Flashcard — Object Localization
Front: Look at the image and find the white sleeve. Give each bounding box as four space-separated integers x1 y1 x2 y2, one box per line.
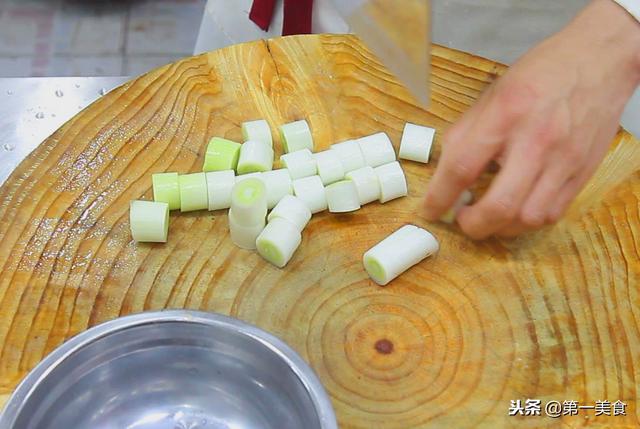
612 0 640 23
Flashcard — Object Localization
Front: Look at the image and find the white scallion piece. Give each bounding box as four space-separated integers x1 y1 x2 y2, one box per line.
345 166 380 205
363 224 439 286
374 161 408 203
357 132 396 167
206 170 235 211
261 169 293 209
241 119 272 147
440 190 473 224
235 172 263 184
256 217 302 268
280 119 313 153
314 149 345 185
230 177 267 226
292 175 327 214
325 180 361 213
228 210 265 250
267 194 311 232
130 200 169 243
399 122 435 163
237 140 274 175
330 139 365 172
280 149 317 179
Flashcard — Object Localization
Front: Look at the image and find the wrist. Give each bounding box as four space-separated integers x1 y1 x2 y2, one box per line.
609 0 640 78
573 0 640 82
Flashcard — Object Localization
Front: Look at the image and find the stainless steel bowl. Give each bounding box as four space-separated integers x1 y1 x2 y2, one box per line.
0 310 337 429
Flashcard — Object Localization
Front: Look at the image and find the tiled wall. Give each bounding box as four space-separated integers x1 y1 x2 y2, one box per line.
0 0 206 77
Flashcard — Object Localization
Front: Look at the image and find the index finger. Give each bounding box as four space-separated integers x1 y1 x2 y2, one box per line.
422 102 506 221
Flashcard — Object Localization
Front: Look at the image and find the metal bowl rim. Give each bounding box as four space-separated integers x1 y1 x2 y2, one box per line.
0 310 337 429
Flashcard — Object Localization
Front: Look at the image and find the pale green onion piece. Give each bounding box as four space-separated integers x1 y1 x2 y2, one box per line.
256 217 302 268
179 172 208 212
374 161 407 203
325 180 361 213
314 149 345 185
152 172 180 210
129 200 169 243
279 119 313 153
440 190 473 224
230 177 267 226
399 122 435 163
235 172 263 186
237 140 274 175
363 225 439 286
267 194 311 231
330 139 366 172
280 149 317 179
241 119 273 147
202 137 241 172
345 166 380 205
261 168 293 209
292 175 327 214
228 209 265 250
357 132 396 167
206 169 235 211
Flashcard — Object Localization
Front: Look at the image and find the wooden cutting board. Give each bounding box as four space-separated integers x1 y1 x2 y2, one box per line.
0 35 638 428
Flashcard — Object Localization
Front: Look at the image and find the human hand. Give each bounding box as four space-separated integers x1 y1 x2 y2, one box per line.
422 0 640 239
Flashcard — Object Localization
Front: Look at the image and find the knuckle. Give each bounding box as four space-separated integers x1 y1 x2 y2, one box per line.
443 125 465 146
495 82 540 118
533 120 569 152
533 131 558 153
564 143 586 164
520 210 546 228
549 118 571 142
459 221 489 241
485 197 518 221
446 160 476 185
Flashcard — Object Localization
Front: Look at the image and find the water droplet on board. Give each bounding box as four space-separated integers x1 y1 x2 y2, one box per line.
35 112 44 119
3 143 15 151
99 88 108 96
6 90 13 95
75 83 80 88
55 89 64 97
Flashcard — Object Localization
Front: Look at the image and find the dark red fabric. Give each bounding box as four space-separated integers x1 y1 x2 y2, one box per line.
249 0 277 31
282 0 314 35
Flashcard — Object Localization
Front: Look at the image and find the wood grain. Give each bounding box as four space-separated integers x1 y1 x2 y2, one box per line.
0 35 639 428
